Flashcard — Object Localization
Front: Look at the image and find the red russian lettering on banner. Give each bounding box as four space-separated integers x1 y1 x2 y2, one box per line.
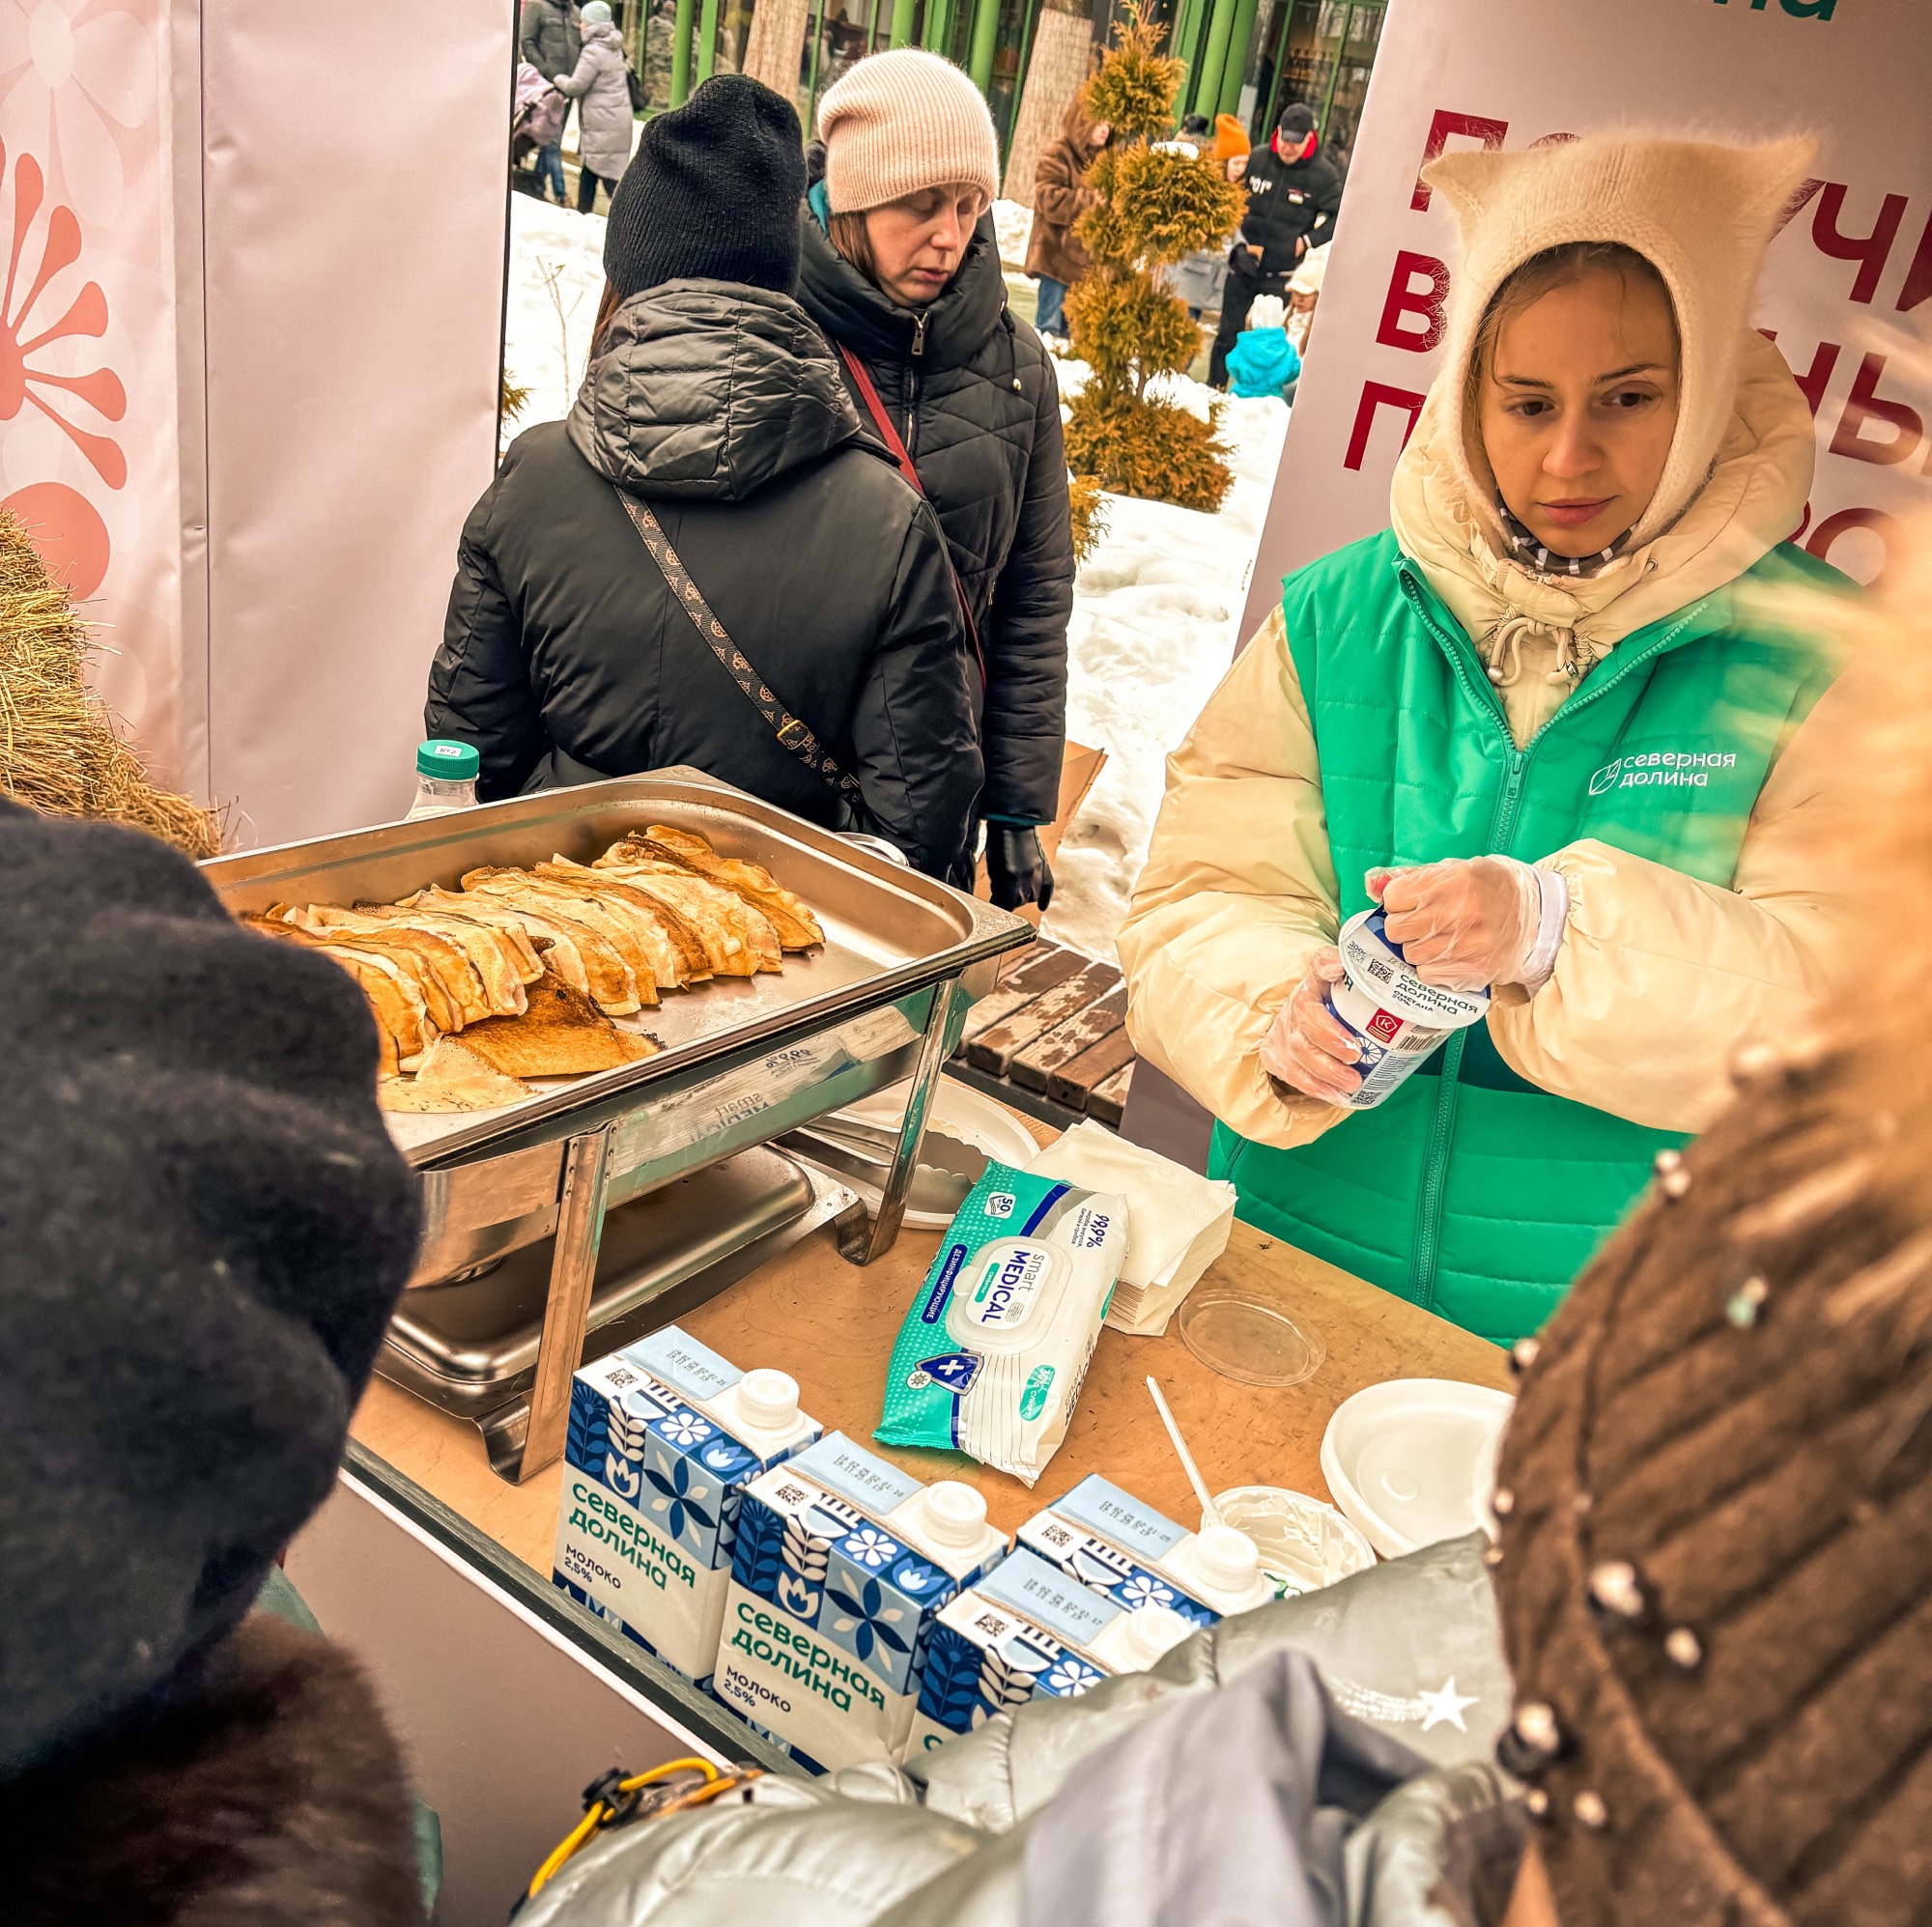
1827 353 1923 467
1376 252 1451 354
1811 183 1909 304
1410 110 1509 213
1761 332 1841 418
1896 210 1932 313
1345 383 1427 471
1805 506 1896 588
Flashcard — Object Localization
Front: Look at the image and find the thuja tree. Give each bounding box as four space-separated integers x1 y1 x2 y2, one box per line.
1063 7 1247 512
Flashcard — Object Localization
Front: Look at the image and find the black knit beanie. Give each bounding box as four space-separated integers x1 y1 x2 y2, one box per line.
603 74 806 299
0 803 420 1779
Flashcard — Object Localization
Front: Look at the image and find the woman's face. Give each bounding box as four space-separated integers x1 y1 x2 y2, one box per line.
864 184 989 308
1090 120 1111 146
1477 265 1680 559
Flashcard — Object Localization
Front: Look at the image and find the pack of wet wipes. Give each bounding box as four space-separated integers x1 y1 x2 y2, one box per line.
906 1547 1194 1757
1018 1473 1277 1624
876 1162 1128 1487
716 1432 1007 1771
553 1325 819 1686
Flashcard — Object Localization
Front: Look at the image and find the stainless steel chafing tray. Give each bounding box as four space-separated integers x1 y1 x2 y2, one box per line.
201 770 1032 1481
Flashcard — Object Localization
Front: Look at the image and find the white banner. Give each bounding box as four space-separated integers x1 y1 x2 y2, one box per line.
1241 0 1932 645
1 0 509 845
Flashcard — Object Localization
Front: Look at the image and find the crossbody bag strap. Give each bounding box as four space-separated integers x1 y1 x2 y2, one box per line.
835 344 984 673
614 489 866 808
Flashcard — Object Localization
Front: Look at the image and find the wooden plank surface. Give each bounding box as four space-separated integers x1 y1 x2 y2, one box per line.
964 959 1121 1076
1010 982 1127 1092
1047 1018 1137 1109
351 1127 1507 1573
1087 1060 1134 1126
960 944 1087 1040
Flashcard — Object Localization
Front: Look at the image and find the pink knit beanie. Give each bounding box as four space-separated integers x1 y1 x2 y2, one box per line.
816 50 1000 214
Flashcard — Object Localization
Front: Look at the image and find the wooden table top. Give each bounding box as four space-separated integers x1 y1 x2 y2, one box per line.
352 1144 1511 1574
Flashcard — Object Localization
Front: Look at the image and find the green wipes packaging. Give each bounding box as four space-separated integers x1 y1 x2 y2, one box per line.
878 1161 1127 1487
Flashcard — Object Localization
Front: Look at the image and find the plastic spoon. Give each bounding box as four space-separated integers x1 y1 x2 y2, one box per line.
1147 1375 1222 1529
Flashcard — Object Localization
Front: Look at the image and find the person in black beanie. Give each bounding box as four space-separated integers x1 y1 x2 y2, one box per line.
0 801 427 1920
428 75 984 885
1208 99 1344 389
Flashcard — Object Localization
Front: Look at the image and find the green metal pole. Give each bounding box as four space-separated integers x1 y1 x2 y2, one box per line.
1190 0 1239 128
1215 0 1261 117
967 0 999 94
807 0 830 113
670 0 695 103
890 0 918 44
923 0 952 50
1177 0 1209 116
696 0 721 82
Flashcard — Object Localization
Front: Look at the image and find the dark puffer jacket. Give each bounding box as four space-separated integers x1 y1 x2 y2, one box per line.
427 282 981 880
798 202 1073 827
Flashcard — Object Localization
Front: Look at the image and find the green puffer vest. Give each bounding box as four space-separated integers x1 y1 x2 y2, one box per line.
1209 530 1839 1344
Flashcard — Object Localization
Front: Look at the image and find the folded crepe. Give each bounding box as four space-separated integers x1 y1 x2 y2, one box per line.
592 837 781 975
534 858 712 985
243 916 434 1073
641 824 825 950
452 869 646 1014
455 968 659 1079
278 903 498 1027
379 1035 534 1113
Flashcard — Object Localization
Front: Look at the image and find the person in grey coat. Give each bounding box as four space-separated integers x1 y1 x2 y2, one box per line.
555 0 634 213
521 0 580 201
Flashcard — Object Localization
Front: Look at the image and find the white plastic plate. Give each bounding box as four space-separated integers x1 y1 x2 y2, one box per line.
1319 1378 1515 1559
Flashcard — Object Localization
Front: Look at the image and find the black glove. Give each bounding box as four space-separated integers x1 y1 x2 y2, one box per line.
985 825 1054 913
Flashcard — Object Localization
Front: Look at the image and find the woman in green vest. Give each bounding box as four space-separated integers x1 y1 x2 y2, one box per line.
1118 132 1853 1345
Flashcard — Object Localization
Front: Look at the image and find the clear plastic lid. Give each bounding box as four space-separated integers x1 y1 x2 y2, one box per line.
1178 1289 1326 1389
416 739 480 781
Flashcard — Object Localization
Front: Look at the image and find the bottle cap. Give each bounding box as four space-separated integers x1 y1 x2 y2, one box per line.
417 739 479 780
1192 1524 1263 1596
736 1369 799 1433
1118 1602 1192 1665
921 1481 989 1549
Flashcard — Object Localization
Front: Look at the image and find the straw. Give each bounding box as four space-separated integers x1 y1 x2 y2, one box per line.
1147 1374 1221 1528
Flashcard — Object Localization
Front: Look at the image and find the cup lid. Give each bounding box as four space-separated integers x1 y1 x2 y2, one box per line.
417 739 479 780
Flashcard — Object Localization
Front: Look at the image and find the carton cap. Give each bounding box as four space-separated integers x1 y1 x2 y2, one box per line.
922 1481 989 1548
737 1368 800 1431
1192 1524 1263 1594
1118 1603 1192 1666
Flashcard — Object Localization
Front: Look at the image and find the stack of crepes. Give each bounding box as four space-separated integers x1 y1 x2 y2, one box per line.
244 827 824 1112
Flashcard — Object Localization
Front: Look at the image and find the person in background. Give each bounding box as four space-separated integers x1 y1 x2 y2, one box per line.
1122 134 1852 1346
1165 111 1251 322
521 0 581 204
0 802 427 1921
1025 92 1111 349
1208 99 1341 389
554 0 633 215
1285 237 1327 356
800 48 1073 912
428 77 982 882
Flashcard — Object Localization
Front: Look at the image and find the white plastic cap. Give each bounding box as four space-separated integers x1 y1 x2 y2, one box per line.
1192 1525 1263 1596
737 1369 800 1432
1119 1603 1192 1665
921 1481 989 1549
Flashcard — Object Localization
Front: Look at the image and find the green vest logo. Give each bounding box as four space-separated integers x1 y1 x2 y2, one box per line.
1589 751 1739 796
1587 759 1622 797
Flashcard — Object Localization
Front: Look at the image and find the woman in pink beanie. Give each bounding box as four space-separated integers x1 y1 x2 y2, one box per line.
800 48 1072 913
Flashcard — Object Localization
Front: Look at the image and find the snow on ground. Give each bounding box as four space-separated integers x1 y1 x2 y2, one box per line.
993 197 1034 271
1041 363 1288 964
501 199 1290 968
503 193 609 438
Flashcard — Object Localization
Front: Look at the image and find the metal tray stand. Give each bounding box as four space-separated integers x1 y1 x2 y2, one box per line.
203 770 1031 1480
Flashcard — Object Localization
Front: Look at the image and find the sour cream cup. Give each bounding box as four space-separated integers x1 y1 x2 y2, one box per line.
1323 908 1491 1111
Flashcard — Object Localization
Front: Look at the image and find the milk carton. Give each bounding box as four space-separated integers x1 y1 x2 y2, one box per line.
716 1433 1006 1772
907 1548 1195 1757
553 1325 820 1686
1324 907 1491 1110
1018 1473 1277 1625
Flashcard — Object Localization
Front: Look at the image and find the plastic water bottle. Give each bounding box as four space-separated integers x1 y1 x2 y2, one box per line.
405 740 480 821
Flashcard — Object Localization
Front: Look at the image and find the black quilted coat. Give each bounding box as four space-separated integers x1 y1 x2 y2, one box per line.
797 205 1073 827
426 282 982 881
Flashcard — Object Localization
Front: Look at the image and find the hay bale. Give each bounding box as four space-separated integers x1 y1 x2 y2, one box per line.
0 510 221 860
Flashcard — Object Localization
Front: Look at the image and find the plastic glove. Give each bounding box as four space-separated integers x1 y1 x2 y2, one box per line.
1258 948 1361 1105
986 825 1054 913
1367 856 1553 992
